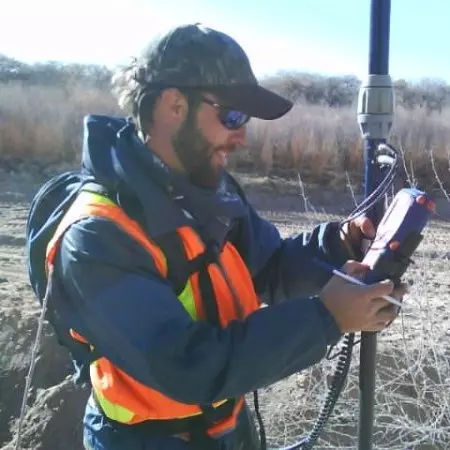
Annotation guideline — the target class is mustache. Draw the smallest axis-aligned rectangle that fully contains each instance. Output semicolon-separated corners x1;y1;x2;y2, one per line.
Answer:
209;145;237;158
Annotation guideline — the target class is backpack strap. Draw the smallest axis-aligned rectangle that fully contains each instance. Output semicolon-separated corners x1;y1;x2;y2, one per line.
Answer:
76;182;222;327
42;266;103;374
152;232;221;327
108;184;222;327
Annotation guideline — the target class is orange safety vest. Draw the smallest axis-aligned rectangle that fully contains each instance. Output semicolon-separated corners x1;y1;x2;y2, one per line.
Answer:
45;190;262;438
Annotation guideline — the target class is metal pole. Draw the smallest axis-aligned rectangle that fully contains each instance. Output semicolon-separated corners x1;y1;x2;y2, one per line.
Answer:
356;1;394;449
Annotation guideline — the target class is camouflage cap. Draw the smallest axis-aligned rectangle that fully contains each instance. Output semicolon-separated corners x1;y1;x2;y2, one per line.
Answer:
132;23;293;120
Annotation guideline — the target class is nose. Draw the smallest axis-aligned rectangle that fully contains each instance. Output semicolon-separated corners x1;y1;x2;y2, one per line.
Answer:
231;125;248;148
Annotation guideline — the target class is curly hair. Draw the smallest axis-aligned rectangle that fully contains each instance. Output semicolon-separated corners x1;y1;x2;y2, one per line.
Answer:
110;35;203;133
110;61;162;132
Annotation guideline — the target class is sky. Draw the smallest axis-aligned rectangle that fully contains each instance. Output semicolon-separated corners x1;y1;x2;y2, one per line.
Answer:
1;0;449;82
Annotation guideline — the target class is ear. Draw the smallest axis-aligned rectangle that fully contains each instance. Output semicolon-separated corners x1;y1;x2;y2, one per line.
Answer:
161;88;189;124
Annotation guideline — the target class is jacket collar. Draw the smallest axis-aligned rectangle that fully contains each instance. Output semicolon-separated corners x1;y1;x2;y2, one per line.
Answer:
81;115;246;247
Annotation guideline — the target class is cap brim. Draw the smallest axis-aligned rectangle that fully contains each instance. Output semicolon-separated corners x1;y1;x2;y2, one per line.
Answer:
212;85;293;120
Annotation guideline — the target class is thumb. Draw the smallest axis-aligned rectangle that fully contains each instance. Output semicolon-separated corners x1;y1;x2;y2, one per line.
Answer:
342;260;370;277
360;216;376;239
367;279;395;298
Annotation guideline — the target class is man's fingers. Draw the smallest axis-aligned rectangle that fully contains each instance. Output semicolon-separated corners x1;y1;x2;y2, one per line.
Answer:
362;305;399;331
349;216;376;240
392;282;408;298
375;304;399;323
367;279;395;298
341;260;370;276
341;263;403;304
370;296;394;311
372;282;408;309
360;217;376;239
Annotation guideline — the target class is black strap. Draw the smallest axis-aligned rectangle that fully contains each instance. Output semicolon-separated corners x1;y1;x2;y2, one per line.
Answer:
153;232;221;328
151;232;200;296
197;265;221;327
44;267;101;383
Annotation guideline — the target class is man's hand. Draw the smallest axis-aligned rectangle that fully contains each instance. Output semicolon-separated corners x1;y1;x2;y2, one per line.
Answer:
319;260;407;333
340;215;376;258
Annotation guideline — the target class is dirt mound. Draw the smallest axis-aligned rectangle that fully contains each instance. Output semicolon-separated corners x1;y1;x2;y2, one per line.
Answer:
0;304;89;450
0;171;89;450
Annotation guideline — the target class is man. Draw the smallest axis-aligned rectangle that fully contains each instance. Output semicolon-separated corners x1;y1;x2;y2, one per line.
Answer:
42;23;404;450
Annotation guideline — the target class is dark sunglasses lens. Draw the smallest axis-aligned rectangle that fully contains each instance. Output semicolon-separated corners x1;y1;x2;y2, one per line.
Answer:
220;109;249;129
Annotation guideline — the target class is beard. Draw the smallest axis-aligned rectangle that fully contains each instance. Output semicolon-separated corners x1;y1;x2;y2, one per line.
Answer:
172;113;226;190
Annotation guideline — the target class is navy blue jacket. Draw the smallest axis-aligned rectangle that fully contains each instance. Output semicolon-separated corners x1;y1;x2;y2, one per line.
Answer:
55;114;349;405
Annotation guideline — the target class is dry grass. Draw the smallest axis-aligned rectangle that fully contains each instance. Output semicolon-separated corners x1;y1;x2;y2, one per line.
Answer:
0;83;118;167
244;103;450;194
1;82;450;194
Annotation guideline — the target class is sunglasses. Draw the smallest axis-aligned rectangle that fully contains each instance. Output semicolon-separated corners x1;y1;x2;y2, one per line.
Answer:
200;96;250;130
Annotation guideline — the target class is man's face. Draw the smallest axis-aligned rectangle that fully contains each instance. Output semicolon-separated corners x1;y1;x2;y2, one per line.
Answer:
172;93;247;189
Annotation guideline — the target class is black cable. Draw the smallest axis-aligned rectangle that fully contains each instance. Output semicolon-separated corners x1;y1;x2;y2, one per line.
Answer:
341;144;399;226
271;143;400;450
297;333;355;450
254;390;267;450
274;333;356;450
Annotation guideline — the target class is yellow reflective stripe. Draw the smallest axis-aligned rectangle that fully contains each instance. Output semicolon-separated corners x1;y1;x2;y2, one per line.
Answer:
77;190;116;206
212;399;228;408
94;390;135;423
177;280;197;320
